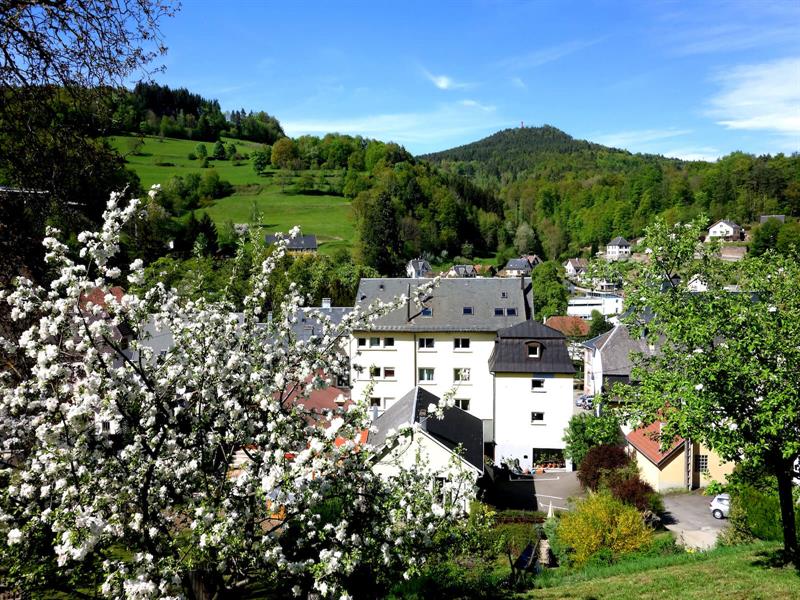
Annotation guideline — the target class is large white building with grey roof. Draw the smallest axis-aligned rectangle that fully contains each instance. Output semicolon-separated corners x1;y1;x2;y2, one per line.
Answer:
349;277;533;445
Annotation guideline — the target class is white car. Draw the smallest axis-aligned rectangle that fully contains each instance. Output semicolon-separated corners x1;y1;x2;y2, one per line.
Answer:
709;493;730;519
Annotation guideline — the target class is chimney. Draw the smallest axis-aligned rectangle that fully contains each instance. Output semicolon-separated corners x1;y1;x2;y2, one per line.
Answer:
321;297;331;309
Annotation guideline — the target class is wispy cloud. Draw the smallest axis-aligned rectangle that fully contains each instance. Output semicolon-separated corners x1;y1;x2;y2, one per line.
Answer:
663;147;721;162
671;24;799;56
422;68;470;90
511;76;526;89
497;37;605;71
460;99;495;112
707;57;800;141
592;128;692;149
282;103;511;152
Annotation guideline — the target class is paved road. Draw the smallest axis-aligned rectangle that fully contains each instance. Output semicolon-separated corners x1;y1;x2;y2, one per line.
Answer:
663;492;728;549
532;471;584;512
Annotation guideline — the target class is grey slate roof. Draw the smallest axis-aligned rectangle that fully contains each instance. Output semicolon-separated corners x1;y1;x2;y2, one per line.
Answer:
489;321;575;374
504;258;532;272
368;387;484;471
265;234;318;251
759;215;785;224
582;325;654;376
608;236;630;247
408;258;432;272
450;264;477;277
354;277;532;332
292;307;351;342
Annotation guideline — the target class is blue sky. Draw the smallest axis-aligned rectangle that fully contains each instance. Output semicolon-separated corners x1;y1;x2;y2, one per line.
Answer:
149;0;800;159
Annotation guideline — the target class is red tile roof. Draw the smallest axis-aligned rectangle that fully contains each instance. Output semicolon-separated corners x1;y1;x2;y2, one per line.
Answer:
545;315;590;337
79;286;125;311
626;422;685;467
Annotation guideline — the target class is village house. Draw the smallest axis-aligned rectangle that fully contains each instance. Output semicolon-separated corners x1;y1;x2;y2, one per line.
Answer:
265;233;318;253
349;277;533;449
406;257;433;278
489;321;576;471
605;236;631;260
563;258;588;278
369;387;484;510
445;263;478;278
499;257;534;277
626;422;734;492
707;220;743;241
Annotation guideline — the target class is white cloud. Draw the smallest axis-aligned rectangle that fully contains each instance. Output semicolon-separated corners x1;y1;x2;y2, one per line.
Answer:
663;147;721;162
282;103;511;153
511;77;526;89
497;37;605;71
592;128;692;149
707;57;800;141
459;99;496;112
671;24;799;56
422;69;469;90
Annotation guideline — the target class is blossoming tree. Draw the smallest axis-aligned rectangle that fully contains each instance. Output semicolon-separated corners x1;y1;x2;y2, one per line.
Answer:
0;189;476;598
619;217;800;564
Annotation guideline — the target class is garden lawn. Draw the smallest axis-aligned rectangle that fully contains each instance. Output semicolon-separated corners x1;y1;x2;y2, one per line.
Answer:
523;542;799;600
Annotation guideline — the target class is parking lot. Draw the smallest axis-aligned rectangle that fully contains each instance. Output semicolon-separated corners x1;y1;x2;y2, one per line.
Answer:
532;470;584;512
662;492;728;549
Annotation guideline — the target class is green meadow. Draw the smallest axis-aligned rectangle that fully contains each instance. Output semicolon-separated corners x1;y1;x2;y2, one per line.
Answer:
108;134;355;254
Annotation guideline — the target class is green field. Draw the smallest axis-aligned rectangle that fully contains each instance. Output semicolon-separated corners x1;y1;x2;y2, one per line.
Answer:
524;543;799;600
108;134;355;254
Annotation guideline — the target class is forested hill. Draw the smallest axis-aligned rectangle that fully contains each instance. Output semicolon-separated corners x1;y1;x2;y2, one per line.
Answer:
420;125;683;181
419;125;799;260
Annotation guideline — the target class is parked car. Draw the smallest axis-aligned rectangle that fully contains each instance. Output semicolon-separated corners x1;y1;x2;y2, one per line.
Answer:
709;493;730;519
576;394;594;409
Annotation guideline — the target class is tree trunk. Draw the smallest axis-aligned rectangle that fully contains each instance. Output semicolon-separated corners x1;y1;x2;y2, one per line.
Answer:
775;458;798;565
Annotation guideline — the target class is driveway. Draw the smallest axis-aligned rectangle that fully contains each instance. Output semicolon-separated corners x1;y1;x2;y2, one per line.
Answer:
662;492;728;549
532;471;584;512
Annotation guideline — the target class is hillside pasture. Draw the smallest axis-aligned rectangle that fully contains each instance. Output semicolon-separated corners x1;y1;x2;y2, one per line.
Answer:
109;134;355;254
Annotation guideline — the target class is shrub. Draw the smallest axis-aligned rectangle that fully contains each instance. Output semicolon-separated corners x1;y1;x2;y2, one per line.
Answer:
729;484;800;543
187;151;197;160
577;444;630;491
703;479;726;496
602;465;664;513
556;492;653;567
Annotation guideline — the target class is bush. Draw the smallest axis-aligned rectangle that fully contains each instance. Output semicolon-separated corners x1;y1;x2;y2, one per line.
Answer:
556;492;653;567
187;152;197;160
703;480;726;496
602;465;664;513
577;444;630;491
729;484;799;543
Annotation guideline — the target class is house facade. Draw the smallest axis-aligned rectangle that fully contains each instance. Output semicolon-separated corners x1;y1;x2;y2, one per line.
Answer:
626;422;734;492
563;258;588;278
406;258;433;278
567;293;624;320
707;220;743;241
445;264;478;278
349;277;533;444
489;321;576;471
606;237;631;260
582;324;653;399
500;258;533;277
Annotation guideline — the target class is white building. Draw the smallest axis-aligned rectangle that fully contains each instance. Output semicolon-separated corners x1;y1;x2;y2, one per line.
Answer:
489;321;576;471
707;220;742;241
500;258;533;277
349;277;533;444
567;293;624;320
368;387;484;510
582;324;655;399
563;258;588;278
406;258;433;278
606;236;631;260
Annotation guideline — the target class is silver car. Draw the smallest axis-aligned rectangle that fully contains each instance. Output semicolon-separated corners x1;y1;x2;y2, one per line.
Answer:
709;493;730;519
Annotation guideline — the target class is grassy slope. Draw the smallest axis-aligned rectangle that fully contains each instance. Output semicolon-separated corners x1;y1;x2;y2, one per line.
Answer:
523;543;799;600
108;135;354;254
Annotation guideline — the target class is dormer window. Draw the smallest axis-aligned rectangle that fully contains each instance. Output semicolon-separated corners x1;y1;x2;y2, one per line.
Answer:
527;342;541;358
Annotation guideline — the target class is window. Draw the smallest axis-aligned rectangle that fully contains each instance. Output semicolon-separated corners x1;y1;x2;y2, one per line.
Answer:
369;337;380;347
383;367;395;378
506;307;517;317
370;397;382;407
494;307;504;316
455;398;470;411
527;343;541;358
531;411;545;423
453;368;470;382
695;454;709;472
454;337;470;349
383;337;395;347
101;420;111;433
357;337;366;347
421;307;433;317
462;306;473;315
501;291;508;299
531;378;545;390
369;366;381;378
418;337;435;349
418;368;434;382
